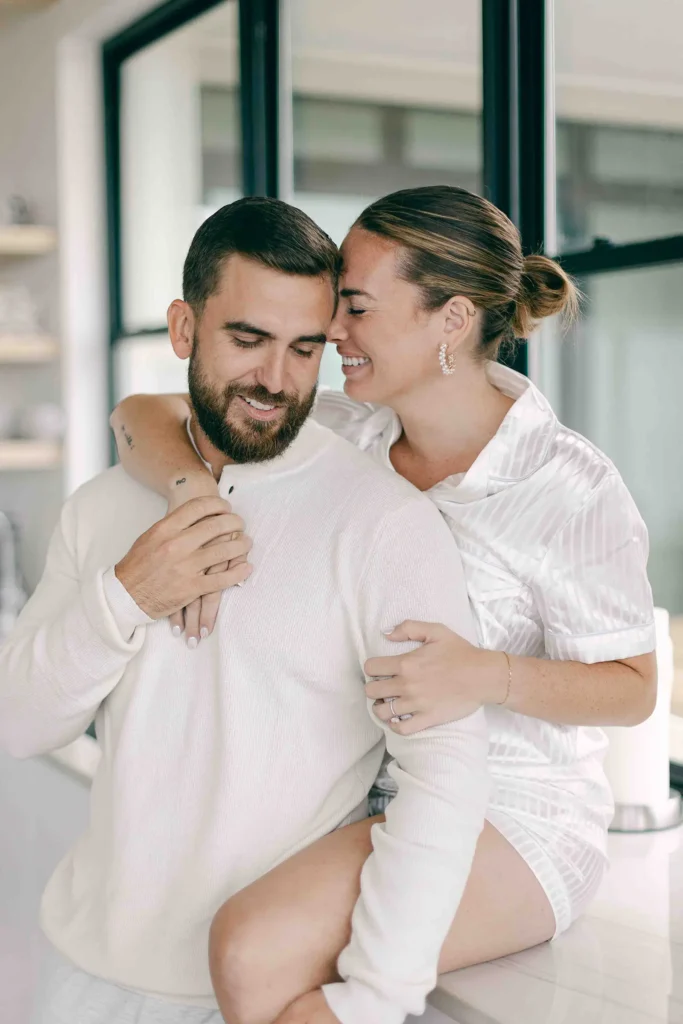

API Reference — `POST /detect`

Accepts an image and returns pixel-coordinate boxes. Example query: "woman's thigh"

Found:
[437,818,556,972]
[210,815,556,1023]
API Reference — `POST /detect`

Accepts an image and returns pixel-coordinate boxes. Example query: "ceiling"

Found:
[0,0,56,28]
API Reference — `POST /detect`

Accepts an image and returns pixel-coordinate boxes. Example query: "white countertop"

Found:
[430,825,683,1024]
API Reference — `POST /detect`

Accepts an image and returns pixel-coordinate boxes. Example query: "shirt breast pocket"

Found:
[461,550,530,646]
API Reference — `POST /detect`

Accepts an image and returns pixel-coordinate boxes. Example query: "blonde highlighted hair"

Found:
[355,186,578,358]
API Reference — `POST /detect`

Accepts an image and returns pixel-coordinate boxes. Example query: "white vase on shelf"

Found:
[0,283,40,335]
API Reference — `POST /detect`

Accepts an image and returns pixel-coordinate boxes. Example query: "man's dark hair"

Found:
[183,196,341,316]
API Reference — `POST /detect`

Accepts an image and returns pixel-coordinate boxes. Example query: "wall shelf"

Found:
[0,225,57,257]
[0,334,58,362]
[0,440,61,471]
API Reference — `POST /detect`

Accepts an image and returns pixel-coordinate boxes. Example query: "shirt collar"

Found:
[456,362,558,501]
[186,416,327,491]
[368,362,559,504]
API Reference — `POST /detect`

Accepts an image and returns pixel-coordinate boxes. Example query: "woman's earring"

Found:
[439,343,456,376]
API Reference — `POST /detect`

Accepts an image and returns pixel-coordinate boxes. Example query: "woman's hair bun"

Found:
[511,254,579,338]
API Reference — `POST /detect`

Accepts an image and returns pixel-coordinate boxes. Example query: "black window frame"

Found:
[103,0,683,348]
[102,0,279,350]
[482,0,548,376]
[103,0,549,362]
[103,0,683,792]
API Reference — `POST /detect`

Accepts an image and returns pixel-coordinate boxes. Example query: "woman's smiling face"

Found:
[330,227,448,407]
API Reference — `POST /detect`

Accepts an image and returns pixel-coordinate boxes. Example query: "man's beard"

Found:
[188,343,317,464]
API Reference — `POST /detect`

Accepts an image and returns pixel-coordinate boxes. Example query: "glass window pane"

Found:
[201,85,241,208]
[289,0,482,241]
[294,100,384,163]
[404,110,481,174]
[555,0,683,252]
[556,264,683,615]
[119,2,240,334]
[289,0,482,388]
[114,336,188,402]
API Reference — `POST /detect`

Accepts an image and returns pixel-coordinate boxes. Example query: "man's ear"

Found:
[168,300,195,360]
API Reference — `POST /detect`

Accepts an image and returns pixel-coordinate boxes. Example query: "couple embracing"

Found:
[0,185,655,1024]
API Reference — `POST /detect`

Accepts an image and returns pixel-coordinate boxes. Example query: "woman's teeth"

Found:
[341,356,371,367]
[244,397,276,411]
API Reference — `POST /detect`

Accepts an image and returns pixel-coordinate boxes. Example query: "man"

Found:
[0,198,489,1024]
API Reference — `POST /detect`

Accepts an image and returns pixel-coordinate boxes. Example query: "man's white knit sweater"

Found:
[0,420,489,1024]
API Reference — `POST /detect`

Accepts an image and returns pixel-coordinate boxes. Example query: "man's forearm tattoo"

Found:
[120,424,135,450]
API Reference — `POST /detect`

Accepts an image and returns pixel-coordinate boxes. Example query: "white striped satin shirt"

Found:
[313,362,656,869]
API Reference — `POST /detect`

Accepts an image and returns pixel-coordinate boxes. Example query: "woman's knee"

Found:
[207,817,380,1022]
[209,895,276,1024]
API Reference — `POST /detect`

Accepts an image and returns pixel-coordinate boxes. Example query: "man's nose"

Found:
[256,350,286,396]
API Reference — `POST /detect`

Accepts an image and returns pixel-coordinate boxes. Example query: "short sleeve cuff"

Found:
[544,621,656,663]
[81,566,153,647]
[322,981,407,1024]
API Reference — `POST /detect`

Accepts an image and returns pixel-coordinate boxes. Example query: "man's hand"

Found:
[166,480,248,645]
[273,990,342,1024]
[115,496,252,618]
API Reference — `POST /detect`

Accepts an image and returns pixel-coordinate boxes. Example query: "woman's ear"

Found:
[168,299,195,360]
[443,296,477,341]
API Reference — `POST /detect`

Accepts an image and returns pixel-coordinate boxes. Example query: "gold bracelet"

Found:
[497,651,512,706]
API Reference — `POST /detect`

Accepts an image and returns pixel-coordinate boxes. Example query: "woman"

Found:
[111,186,656,1024]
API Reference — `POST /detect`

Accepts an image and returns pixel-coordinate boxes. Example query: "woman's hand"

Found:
[167,475,246,646]
[273,990,342,1024]
[364,620,508,734]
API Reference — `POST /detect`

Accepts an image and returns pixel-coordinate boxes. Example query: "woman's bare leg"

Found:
[209,815,556,1024]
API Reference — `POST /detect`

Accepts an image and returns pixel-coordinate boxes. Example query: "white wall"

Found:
[555,0,683,130]
[559,260,683,614]
[0,0,159,591]
[0,5,66,590]
[0,749,90,1024]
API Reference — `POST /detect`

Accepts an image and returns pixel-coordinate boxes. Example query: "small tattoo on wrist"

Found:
[120,424,135,450]
[175,477,187,486]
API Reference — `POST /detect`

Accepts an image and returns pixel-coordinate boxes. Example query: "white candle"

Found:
[603,607,672,808]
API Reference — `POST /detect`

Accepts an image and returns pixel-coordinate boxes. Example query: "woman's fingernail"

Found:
[172,625,182,638]
[187,636,198,650]
[382,628,394,635]
[200,627,209,639]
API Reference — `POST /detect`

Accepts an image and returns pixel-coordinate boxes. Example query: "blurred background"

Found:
[1,0,683,1018]
[1,0,683,613]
